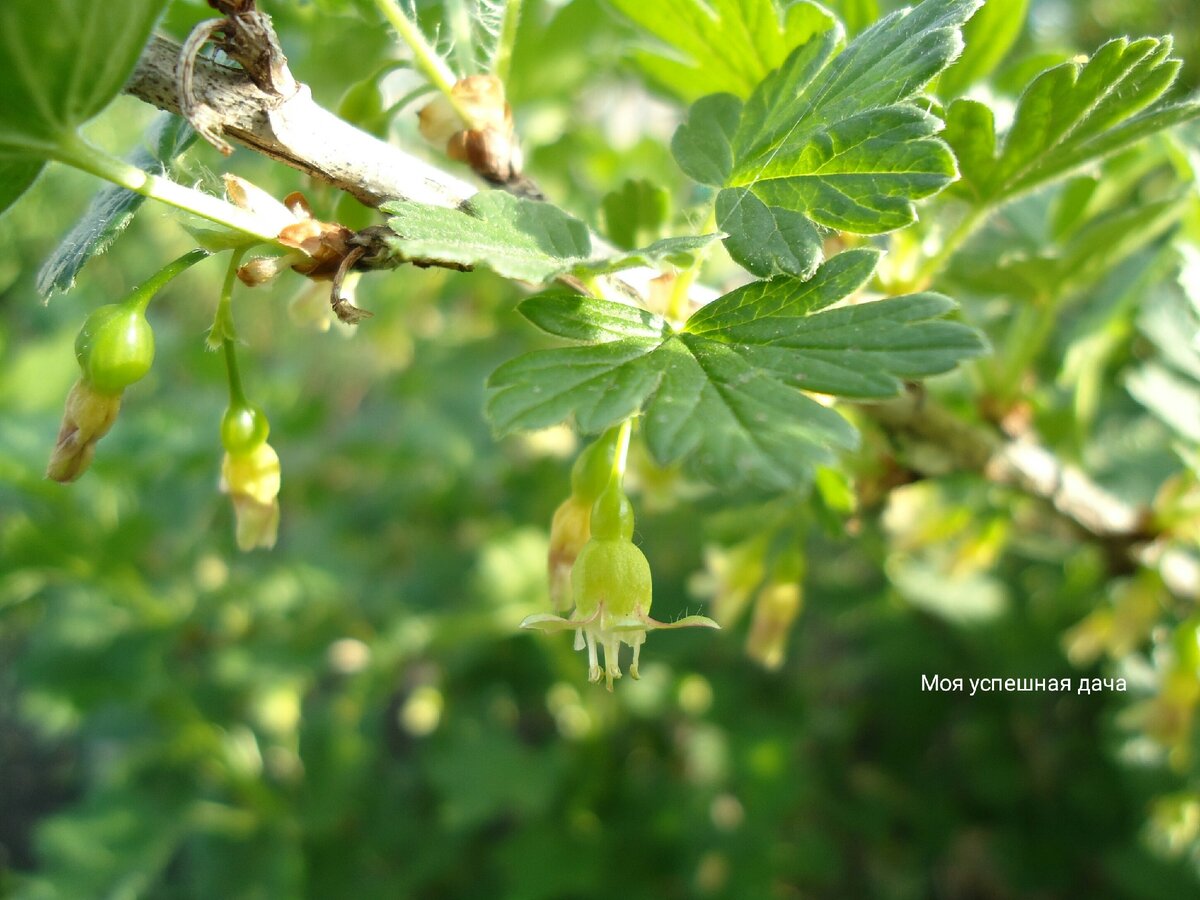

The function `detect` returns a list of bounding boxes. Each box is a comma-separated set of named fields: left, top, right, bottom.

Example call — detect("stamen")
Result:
left=630, top=633, right=644, bottom=679
left=585, top=631, right=600, bottom=683
left=603, top=636, right=622, bottom=691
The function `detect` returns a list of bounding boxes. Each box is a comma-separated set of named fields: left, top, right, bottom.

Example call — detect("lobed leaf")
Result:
left=601, top=179, right=670, bottom=250
left=488, top=251, right=987, bottom=489
left=384, top=191, right=593, bottom=282
left=945, top=36, right=1200, bottom=205
left=673, top=0, right=980, bottom=278
left=715, top=188, right=822, bottom=280
left=385, top=191, right=716, bottom=282
left=607, top=0, right=839, bottom=102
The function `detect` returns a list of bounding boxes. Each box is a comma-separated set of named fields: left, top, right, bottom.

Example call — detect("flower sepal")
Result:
left=520, top=594, right=718, bottom=690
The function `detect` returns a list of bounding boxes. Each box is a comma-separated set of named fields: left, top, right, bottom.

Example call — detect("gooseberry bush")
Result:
left=4, top=0, right=1200, bottom=895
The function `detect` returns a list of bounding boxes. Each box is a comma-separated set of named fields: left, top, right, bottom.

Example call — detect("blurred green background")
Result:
left=3, top=0, right=1200, bottom=897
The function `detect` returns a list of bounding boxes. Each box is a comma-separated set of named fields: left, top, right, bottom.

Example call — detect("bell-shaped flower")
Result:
left=523, top=481, right=718, bottom=689
left=745, top=581, right=803, bottom=670
left=220, top=441, right=281, bottom=551
left=46, top=378, right=122, bottom=483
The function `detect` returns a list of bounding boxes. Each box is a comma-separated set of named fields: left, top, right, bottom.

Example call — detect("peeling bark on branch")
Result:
left=126, top=34, right=475, bottom=210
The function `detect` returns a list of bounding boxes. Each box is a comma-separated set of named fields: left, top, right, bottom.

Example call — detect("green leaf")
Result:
left=686, top=246, right=882, bottom=331
left=949, top=195, right=1188, bottom=301
left=1127, top=363, right=1200, bottom=444
left=37, top=115, right=197, bottom=299
left=488, top=250, right=987, bottom=489
left=0, top=0, right=169, bottom=154
left=675, top=0, right=979, bottom=277
left=518, top=291, right=672, bottom=342
left=608, top=0, right=839, bottom=102
left=945, top=37, right=1200, bottom=206
left=384, top=191, right=715, bottom=282
left=937, top=0, right=1028, bottom=98
left=671, top=93, right=743, bottom=187
left=602, top=178, right=669, bottom=250
left=0, top=157, right=46, bottom=217
left=571, top=234, right=721, bottom=277
left=716, top=187, right=822, bottom=279
left=1127, top=283, right=1200, bottom=444
left=383, top=191, right=593, bottom=282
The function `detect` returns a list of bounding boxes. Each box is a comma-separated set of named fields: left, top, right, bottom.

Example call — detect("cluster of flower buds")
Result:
left=218, top=401, right=280, bottom=551
left=47, top=288, right=158, bottom=482
left=524, top=437, right=718, bottom=690
left=418, top=75, right=523, bottom=184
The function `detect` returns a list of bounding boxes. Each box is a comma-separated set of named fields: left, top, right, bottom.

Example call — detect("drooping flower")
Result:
left=745, top=581, right=803, bottom=671
left=523, top=480, right=718, bottom=689
left=547, top=494, right=591, bottom=612
left=46, top=378, right=122, bottom=483
left=220, top=439, right=281, bottom=551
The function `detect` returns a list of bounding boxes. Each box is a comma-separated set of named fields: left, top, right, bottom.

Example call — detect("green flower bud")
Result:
left=75, top=302, right=155, bottom=393
left=221, top=403, right=270, bottom=455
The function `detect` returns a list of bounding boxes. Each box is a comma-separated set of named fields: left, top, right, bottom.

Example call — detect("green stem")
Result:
left=492, top=0, right=524, bottom=83
left=213, top=250, right=249, bottom=405
left=372, top=0, right=480, bottom=128
left=991, top=294, right=1059, bottom=404
left=912, top=204, right=990, bottom=286
left=224, top=338, right=247, bottom=407
left=54, top=136, right=282, bottom=244
left=127, top=249, right=211, bottom=314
